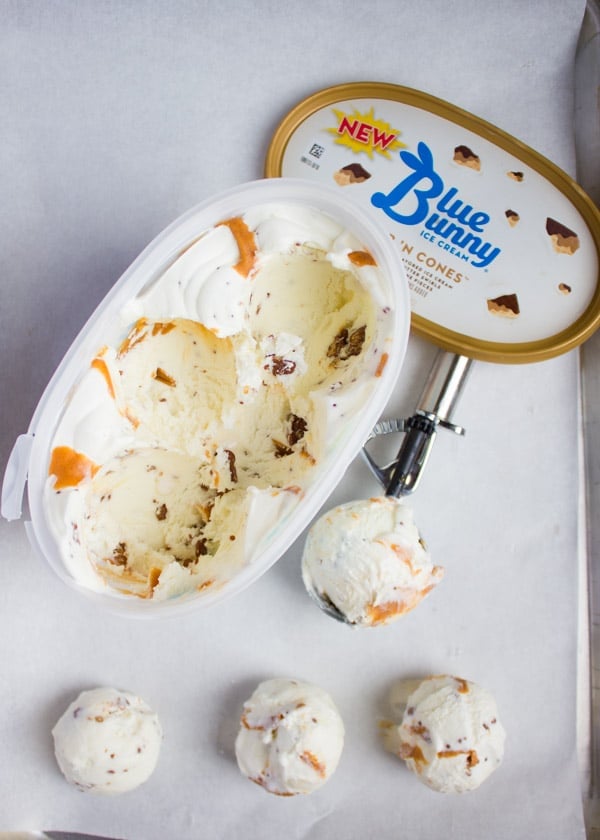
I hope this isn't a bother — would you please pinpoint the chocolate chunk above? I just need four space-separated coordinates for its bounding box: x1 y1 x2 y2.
327 325 367 362
327 327 349 359
110 542 128 566
345 325 366 358
273 439 294 458
271 356 297 376
225 449 238 483
287 414 307 446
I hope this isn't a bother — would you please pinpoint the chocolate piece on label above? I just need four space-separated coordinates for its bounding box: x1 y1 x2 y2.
546 218 577 238
487 293 520 318
546 218 580 255
505 209 520 227
453 145 480 171
333 162 372 186
558 283 572 295
507 171 524 181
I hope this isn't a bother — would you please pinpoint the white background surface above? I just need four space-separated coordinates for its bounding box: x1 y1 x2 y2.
0 2 591 838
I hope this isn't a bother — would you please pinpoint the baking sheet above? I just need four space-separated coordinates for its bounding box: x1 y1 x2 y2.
0 2 590 838
577 1 600 831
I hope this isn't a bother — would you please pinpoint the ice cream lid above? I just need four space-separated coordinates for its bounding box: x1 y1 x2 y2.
265 82 600 363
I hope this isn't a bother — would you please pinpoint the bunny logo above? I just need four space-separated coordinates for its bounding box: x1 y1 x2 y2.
371 142 501 269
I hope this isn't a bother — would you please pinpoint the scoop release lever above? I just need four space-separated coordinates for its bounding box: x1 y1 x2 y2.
363 351 472 496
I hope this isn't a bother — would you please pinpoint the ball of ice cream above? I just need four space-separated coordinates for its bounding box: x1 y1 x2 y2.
52 687 162 794
393 675 506 793
301 496 443 626
235 678 345 796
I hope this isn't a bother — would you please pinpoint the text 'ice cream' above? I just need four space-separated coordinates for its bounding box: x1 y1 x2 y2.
382 675 506 793
52 687 162 795
44 200 397 603
301 497 443 626
235 678 345 795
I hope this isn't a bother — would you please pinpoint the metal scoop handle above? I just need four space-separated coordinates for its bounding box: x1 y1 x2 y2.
363 351 472 496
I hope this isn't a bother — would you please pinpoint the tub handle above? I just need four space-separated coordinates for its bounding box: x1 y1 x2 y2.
1 434 34 521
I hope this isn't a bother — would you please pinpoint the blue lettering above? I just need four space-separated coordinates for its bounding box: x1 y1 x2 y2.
468 211 490 232
371 141 501 269
436 188 490 231
436 188 460 215
424 214 464 240
371 142 443 225
470 243 501 268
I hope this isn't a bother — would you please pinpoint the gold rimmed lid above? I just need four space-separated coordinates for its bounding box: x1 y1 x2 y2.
265 82 600 364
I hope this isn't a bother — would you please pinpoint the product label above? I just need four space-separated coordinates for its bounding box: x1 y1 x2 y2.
371 142 500 269
280 97 599 350
329 106 405 158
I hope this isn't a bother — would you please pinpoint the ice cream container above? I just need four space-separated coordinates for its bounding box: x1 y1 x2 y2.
1 178 410 616
265 83 600 363
265 83 600 497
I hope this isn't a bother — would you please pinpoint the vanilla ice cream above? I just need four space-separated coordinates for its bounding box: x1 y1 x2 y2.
44 198 399 603
235 678 345 796
386 675 506 793
301 496 443 626
52 687 162 794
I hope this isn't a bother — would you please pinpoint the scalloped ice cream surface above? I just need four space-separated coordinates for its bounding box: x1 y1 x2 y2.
42 191 402 605
384 675 506 794
235 678 345 796
52 687 162 795
301 496 443 626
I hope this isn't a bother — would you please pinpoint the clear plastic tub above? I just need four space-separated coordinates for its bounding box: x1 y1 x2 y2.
1 178 410 617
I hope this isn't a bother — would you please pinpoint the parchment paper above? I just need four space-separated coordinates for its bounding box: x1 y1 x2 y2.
0 2 589 838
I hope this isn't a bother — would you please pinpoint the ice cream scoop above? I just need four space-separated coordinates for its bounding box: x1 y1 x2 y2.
235 678 344 796
52 687 162 794
302 496 442 626
300 355 477 625
385 675 506 793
